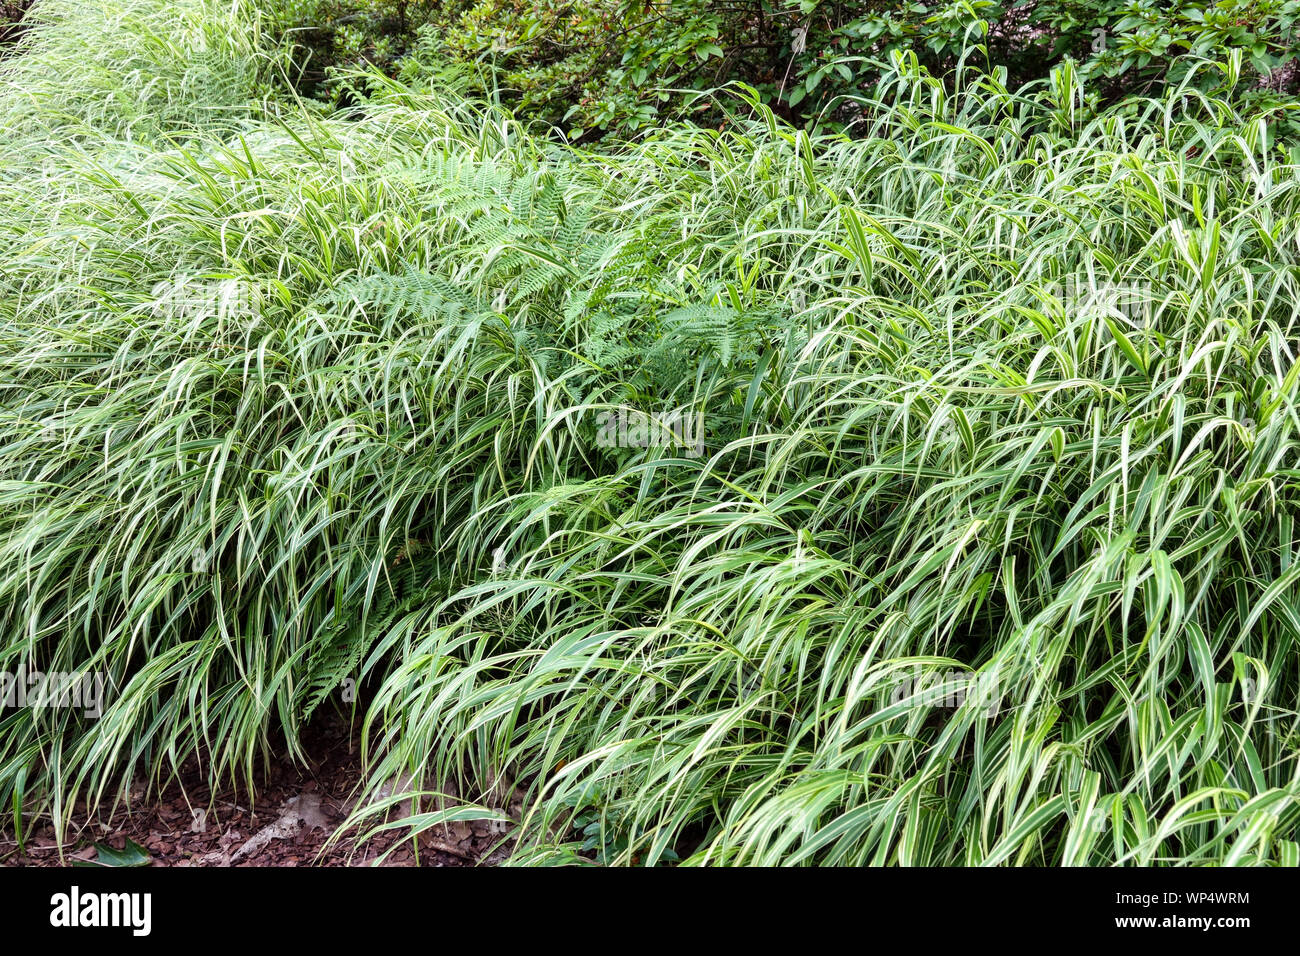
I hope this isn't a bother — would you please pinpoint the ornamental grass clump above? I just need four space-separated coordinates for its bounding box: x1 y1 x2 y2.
0 0 1298 865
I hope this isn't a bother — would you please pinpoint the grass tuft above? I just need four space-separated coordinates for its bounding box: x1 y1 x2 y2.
2 2 1299 865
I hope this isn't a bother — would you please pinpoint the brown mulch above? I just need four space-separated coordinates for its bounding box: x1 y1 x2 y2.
0 713 511 867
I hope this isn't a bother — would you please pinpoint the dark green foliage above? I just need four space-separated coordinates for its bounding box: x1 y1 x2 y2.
276 0 1300 138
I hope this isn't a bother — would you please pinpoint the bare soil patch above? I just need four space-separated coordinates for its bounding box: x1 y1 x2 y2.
1 713 508 867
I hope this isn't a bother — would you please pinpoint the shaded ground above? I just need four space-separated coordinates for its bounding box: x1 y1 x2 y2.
1 713 510 867
0 0 30 47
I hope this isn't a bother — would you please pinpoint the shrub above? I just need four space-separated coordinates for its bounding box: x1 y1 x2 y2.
379 0 1300 138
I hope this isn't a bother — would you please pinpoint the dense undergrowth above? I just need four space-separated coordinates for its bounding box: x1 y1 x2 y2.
288 0 1300 140
2 0 1300 865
